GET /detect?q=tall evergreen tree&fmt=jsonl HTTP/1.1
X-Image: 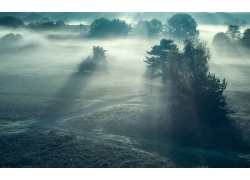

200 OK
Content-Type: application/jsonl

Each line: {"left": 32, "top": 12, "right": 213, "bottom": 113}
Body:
{"left": 143, "top": 39, "right": 177, "bottom": 82}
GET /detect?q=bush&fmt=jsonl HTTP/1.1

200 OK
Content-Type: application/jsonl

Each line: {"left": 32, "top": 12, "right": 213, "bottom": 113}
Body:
{"left": 77, "top": 46, "right": 109, "bottom": 74}
{"left": 0, "top": 33, "right": 23, "bottom": 46}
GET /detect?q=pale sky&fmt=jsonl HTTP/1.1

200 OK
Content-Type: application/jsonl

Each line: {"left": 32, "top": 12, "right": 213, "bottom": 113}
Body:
{"left": 2, "top": 0, "right": 249, "bottom": 12}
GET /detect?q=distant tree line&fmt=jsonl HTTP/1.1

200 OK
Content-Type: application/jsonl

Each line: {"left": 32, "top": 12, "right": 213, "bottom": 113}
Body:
{"left": 0, "top": 16, "right": 24, "bottom": 28}
{"left": 212, "top": 24, "right": 250, "bottom": 51}
{"left": 27, "top": 17, "right": 86, "bottom": 32}
{"left": 223, "top": 18, "right": 247, "bottom": 26}
{"left": 0, "top": 16, "right": 86, "bottom": 32}
{"left": 87, "top": 13, "right": 199, "bottom": 40}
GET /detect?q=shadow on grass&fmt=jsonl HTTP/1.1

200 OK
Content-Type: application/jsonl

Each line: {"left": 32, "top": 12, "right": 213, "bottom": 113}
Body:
{"left": 39, "top": 72, "right": 93, "bottom": 119}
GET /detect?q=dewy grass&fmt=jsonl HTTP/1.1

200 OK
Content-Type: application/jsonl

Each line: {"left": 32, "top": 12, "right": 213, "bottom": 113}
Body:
{"left": 0, "top": 130, "right": 175, "bottom": 168}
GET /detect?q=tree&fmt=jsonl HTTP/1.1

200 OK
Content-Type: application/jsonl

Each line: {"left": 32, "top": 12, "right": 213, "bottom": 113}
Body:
{"left": 133, "top": 19, "right": 163, "bottom": 38}
{"left": 169, "top": 39, "right": 234, "bottom": 129}
{"left": 0, "top": 33, "right": 23, "bottom": 46}
{"left": 133, "top": 20, "right": 152, "bottom": 37}
{"left": 166, "top": 13, "right": 199, "bottom": 39}
{"left": 89, "top": 18, "right": 131, "bottom": 38}
{"left": 226, "top": 25, "right": 241, "bottom": 40}
{"left": 212, "top": 32, "right": 230, "bottom": 47}
{"left": 55, "top": 20, "right": 66, "bottom": 27}
{"left": 241, "top": 28, "right": 250, "bottom": 47}
{"left": 0, "top": 16, "right": 24, "bottom": 28}
{"left": 78, "top": 46, "right": 108, "bottom": 74}
{"left": 150, "top": 18, "right": 163, "bottom": 36}
{"left": 143, "top": 39, "right": 177, "bottom": 82}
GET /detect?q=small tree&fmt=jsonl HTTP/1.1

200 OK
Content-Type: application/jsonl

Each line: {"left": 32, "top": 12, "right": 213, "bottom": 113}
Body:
{"left": 0, "top": 33, "right": 23, "bottom": 46}
{"left": 226, "top": 25, "right": 241, "bottom": 40}
{"left": 143, "top": 39, "right": 177, "bottom": 82}
{"left": 241, "top": 28, "right": 250, "bottom": 47}
{"left": 212, "top": 32, "right": 230, "bottom": 47}
{"left": 78, "top": 46, "right": 108, "bottom": 74}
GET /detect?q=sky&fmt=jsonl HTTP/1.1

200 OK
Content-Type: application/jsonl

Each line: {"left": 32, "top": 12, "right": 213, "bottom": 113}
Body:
{"left": 1, "top": 0, "right": 250, "bottom": 12}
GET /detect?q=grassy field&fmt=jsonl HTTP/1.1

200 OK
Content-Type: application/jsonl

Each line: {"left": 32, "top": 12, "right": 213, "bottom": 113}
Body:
{"left": 1, "top": 29, "right": 250, "bottom": 168}
{"left": 0, "top": 66, "right": 250, "bottom": 167}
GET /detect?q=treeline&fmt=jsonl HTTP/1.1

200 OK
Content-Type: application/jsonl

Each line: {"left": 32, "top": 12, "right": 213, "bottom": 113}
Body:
{"left": 0, "top": 14, "right": 200, "bottom": 40}
{"left": 87, "top": 13, "right": 199, "bottom": 39}
{"left": 0, "top": 16, "right": 86, "bottom": 32}
{"left": 212, "top": 24, "right": 250, "bottom": 51}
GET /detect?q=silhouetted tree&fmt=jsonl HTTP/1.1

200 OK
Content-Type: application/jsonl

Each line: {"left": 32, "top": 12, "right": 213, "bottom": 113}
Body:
{"left": 133, "top": 19, "right": 163, "bottom": 37}
{"left": 89, "top": 18, "right": 131, "bottom": 38}
{"left": 144, "top": 39, "right": 177, "bottom": 82}
{"left": 166, "top": 13, "right": 199, "bottom": 39}
{"left": 241, "top": 28, "right": 250, "bottom": 47}
{"left": 212, "top": 32, "right": 231, "bottom": 54}
{"left": 169, "top": 39, "right": 234, "bottom": 130}
{"left": 78, "top": 46, "right": 108, "bottom": 74}
{"left": 226, "top": 25, "right": 241, "bottom": 40}
{"left": 133, "top": 20, "right": 152, "bottom": 37}
{"left": 150, "top": 18, "right": 163, "bottom": 36}
{"left": 55, "top": 20, "right": 66, "bottom": 27}
{"left": 212, "top": 32, "right": 230, "bottom": 47}
{"left": 0, "top": 16, "right": 24, "bottom": 28}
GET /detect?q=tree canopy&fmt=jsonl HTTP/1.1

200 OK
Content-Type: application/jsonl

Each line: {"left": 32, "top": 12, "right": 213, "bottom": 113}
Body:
{"left": 168, "top": 39, "right": 234, "bottom": 129}
{"left": 226, "top": 25, "right": 241, "bottom": 40}
{"left": 0, "top": 16, "right": 24, "bottom": 28}
{"left": 144, "top": 39, "right": 177, "bottom": 82}
{"left": 241, "top": 28, "right": 250, "bottom": 47}
{"left": 133, "top": 18, "right": 163, "bottom": 38}
{"left": 166, "top": 13, "right": 199, "bottom": 39}
{"left": 89, "top": 18, "right": 131, "bottom": 38}
{"left": 212, "top": 32, "right": 230, "bottom": 47}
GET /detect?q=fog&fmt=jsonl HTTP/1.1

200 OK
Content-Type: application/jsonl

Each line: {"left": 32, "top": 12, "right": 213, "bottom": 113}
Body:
{"left": 0, "top": 28, "right": 164, "bottom": 77}
{"left": 1, "top": 20, "right": 250, "bottom": 168}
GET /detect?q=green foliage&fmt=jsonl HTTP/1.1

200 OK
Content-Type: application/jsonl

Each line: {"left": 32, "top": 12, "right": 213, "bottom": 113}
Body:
{"left": 166, "top": 13, "right": 199, "bottom": 39}
{"left": 226, "top": 25, "right": 241, "bottom": 40}
{"left": 212, "top": 32, "right": 230, "bottom": 47}
{"left": 0, "top": 33, "right": 23, "bottom": 46}
{"left": 144, "top": 39, "right": 177, "bottom": 82}
{"left": 78, "top": 46, "right": 109, "bottom": 74}
{"left": 133, "top": 18, "right": 163, "bottom": 37}
{"left": 169, "top": 39, "right": 234, "bottom": 129}
{"left": 89, "top": 18, "right": 131, "bottom": 38}
{"left": 241, "top": 28, "right": 250, "bottom": 47}
{"left": 0, "top": 16, "right": 24, "bottom": 28}
{"left": 28, "top": 19, "right": 84, "bottom": 32}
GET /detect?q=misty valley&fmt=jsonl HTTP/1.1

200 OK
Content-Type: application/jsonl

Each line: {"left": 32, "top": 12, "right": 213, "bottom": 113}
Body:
{"left": 1, "top": 12, "right": 250, "bottom": 168}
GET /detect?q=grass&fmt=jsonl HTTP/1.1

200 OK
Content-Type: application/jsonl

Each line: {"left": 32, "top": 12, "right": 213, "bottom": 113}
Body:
{"left": 0, "top": 130, "right": 175, "bottom": 168}
{"left": 1, "top": 68, "right": 250, "bottom": 167}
